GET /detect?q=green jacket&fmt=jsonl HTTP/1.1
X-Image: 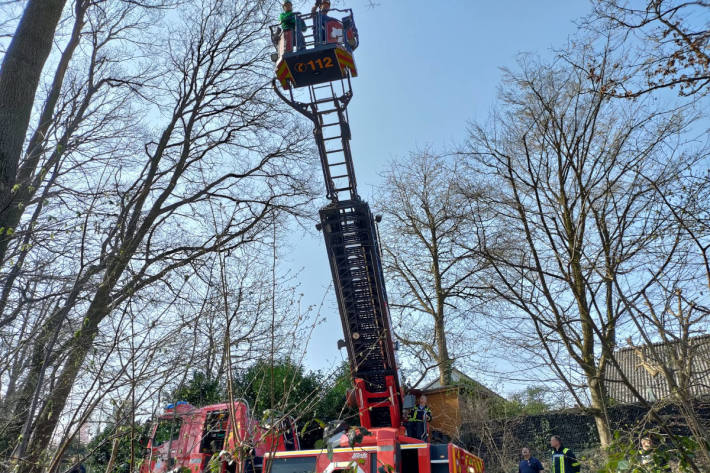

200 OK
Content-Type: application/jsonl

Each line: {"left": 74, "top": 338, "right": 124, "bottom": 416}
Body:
{"left": 279, "top": 11, "right": 306, "bottom": 31}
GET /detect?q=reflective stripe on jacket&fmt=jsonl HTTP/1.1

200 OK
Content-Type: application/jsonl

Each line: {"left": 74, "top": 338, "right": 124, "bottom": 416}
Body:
{"left": 551, "top": 447, "right": 580, "bottom": 473}
{"left": 407, "top": 405, "right": 432, "bottom": 422}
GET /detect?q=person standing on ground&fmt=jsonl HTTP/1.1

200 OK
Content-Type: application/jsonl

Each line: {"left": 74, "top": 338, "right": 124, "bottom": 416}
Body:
{"left": 406, "top": 394, "right": 432, "bottom": 441}
{"left": 549, "top": 435, "right": 580, "bottom": 473}
{"left": 519, "top": 447, "right": 544, "bottom": 473}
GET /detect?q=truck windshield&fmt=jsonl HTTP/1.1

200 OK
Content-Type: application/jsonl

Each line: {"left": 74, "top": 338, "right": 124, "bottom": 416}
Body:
{"left": 269, "top": 456, "right": 317, "bottom": 473}
{"left": 152, "top": 418, "right": 182, "bottom": 446}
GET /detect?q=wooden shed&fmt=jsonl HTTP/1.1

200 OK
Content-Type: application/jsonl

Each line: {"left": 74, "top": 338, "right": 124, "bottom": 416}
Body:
{"left": 421, "top": 369, "right": 505, "bottom": 440}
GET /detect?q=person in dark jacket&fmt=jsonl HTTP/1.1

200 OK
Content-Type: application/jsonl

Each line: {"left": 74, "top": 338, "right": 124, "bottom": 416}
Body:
{"left": 519, "top": 447, "right": 544, "bottom": 473}
{"left": 406, "top": 395, "right": 432, "bottom": 441}
{"left": 549, "top": 435, "right": 580, "bottom": 473}
{"left": 311, "top": 0, "right": 335, "bottom": 44}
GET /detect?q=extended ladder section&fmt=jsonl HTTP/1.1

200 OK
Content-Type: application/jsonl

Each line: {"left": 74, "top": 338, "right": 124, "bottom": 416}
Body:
{"left": 273, "top": 64, "right": 402, "bottom": 430}
{"left": 273, "top": 68, "right": 358, "bottom": 202}
{"left": 320, "top": 200, "right": 401, "bottom": 428}
{"left": 309, "top": 81, "right": 358, "bottom": 201}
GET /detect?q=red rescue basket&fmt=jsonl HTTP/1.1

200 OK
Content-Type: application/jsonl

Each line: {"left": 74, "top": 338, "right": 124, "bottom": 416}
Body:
{"left": 270, "top": 8, "right": 359, "bottom": 89}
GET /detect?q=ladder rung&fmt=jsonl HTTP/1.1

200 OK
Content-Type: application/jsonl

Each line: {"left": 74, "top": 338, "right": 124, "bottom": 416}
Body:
{"left": 314, "top": 97, "right": 336, "bottom": 104}
{"left": 328, "top": 161, "right": 346, "bottom": 166}
{"left": 334, "top": 187, "right": 353, "bottom": 192}
{"left": 322, "top": 123, "right": 340, "bottom": 127}
{"left": 318, "top": 108, "right": 338, "bottom": 114}
{"left": 332, "top": 174, "right": 351, "bottom": 179}
{"left": 323, "top": 136, "right": 341, "bottom": 141}
{"left": 326, "top": 148, "right": 344, "bottom": 153}
{"left": 311, "top": 84, "right": 332, "bottom": 90}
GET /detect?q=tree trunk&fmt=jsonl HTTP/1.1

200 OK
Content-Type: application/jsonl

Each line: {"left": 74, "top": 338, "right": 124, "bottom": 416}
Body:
{"left": 0, "top": 0, "right": 67, "bottom": 262}
{"left": 675, "top": 395, "right": 710, "bottom": 465}
{"left": 435, "top": 313, "right": 452, "bottom": 386}
{"left": 104, "top": 434, "right": 121, "bottom": 473}
{"left": 589, "top": 375, "right": 612, "bottom": 447}
{"left": 20, "top": 284, "right": 113, "bottom": 473}
{"left": 9, "top": 305, "right": 67, "bottom": 460}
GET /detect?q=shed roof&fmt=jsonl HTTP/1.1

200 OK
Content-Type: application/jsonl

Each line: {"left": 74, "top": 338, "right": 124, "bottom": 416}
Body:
{"left": 422, "top": 368, "right": 505, "bottom": 402}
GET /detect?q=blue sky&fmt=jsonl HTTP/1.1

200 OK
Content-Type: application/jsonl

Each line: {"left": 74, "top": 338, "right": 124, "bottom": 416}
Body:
{"left": 284, "top": 0, "right": 594, "bottom": 389}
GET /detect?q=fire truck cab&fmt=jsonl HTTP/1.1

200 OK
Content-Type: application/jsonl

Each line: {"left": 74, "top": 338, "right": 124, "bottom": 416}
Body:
{"left": 140, "top": 401, "right": 299, "bottom": 473}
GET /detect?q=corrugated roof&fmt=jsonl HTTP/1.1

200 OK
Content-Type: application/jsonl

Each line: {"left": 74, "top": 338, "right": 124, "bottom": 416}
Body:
{"left": 604, "top": 334, "right": 710, "bottom": 404}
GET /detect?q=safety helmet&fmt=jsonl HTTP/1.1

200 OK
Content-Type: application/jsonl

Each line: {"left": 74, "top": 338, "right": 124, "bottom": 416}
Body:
{"left": 283, "top": 0, "right": 292, "bottom": 4}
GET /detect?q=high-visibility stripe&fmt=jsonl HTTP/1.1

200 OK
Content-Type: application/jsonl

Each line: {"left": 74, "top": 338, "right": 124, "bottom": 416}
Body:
{"left": 334, "top": 48, "right": 357, "bottom": 77}
{"left": 275, "top": 60, "right": 294, "bottom": 89}
{"left": 552, "top": 453, "right": 565, "bottom": 473}
{"left": 335, "top": 56, "right": 354, "bottom": 70}
{"left": 551, "top": 448, "right": 572, "bottom": 473}
{"left": 334, "top": 50, "right": 354, "bottom": 67}
{"left": 400, "top": 443, "right": 428, "bottom": 450}
{"left": 266, "top": 446, "right": 378, "bottom": 457}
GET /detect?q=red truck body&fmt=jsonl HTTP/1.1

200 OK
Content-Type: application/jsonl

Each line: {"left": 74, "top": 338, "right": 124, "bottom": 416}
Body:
{"left": 265, "top": 428, "right": 484, "bottom": 473}
{"left": 140, "top": 401, "right": 295, "bottom": 473}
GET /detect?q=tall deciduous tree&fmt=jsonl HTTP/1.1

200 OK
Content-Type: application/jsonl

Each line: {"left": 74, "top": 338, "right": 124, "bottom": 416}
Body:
{"left": 375, "top": 152, "right": 494, "bottom": 386}
{"left": 0, "top": 0, "right": 68, "bottom": 263}
{"left": 0, "top": 1, "right": 315, "bottom": 471}
{"left": 465, "top": 47, "right": 704, "bottom": 447}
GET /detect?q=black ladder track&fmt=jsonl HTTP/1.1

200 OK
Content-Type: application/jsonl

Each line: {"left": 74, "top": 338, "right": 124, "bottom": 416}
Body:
{"left": 272, "top": 72, "right": 401, "bottom": 429}
{"left": 319, "top": 200, "right": 399, "bottom": 427}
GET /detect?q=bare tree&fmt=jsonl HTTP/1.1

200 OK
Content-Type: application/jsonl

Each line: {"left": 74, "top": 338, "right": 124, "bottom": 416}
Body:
{"left": 589, "top": 0, "right": 710, "bottom": 97}
{"left": 375, "top": 151, "right": 494, "bottom": 386}
{"left": 0, "top": 0, "right": 317, "bottom": 471}
{"left": 607, "top": 164, "right": 710, "bottom": 464}
{"left": 0, "top": 0, "right": 68, "bottom": 263}
{"left": 465, "top": 45, "right": 705, "bottom": 447}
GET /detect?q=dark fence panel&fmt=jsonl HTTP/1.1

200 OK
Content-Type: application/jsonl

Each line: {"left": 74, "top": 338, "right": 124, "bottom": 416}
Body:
{"left": 459, "top": 400, "right": 710, "bottom": 473}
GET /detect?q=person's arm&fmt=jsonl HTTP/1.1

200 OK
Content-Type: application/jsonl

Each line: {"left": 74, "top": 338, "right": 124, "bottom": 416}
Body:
{"left": 566, "top": 449, "right": 580, "bottom": 473}
{"left": 536, "top": 458, "right": 544, "bottom": 472}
